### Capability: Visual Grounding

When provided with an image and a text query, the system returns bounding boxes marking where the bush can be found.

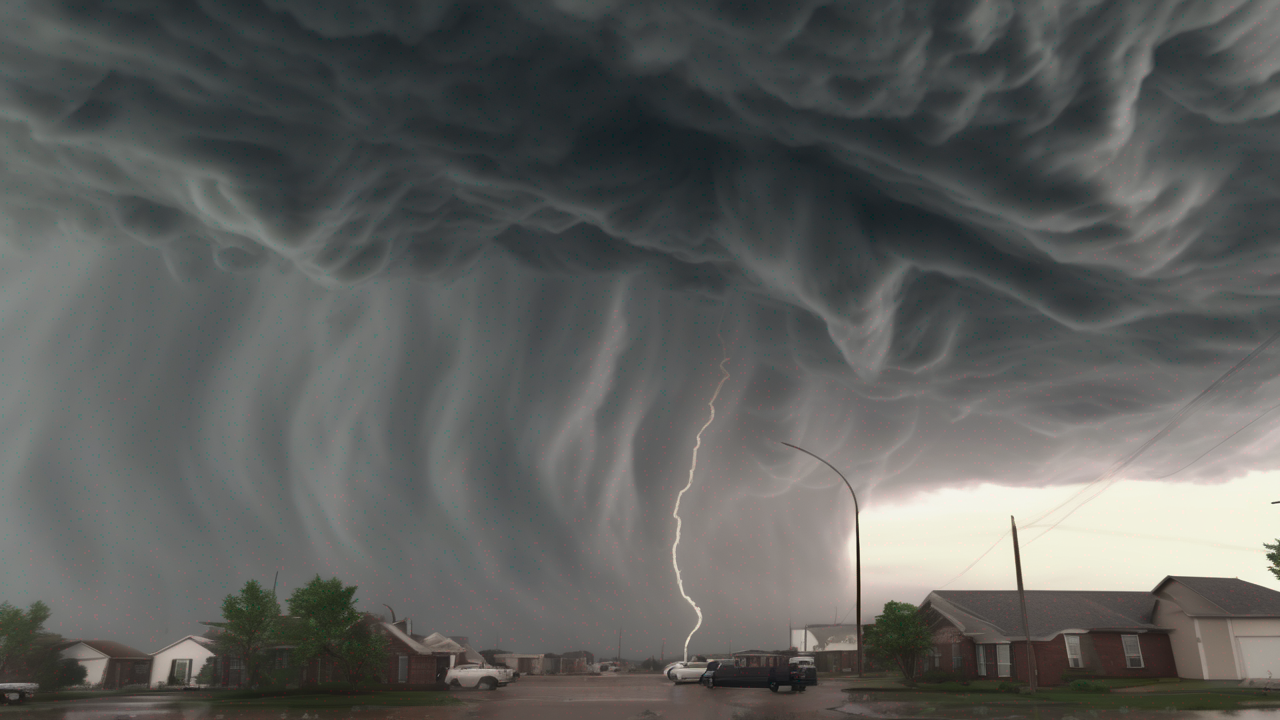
[1069,679,1107,693]
[998,681,1023,693]
[920,670,959,684]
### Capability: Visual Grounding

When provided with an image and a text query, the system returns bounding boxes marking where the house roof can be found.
[71,640,152,659]
[150,635,216,656]
[926,590,1163,641]
[1152,576,1280,617]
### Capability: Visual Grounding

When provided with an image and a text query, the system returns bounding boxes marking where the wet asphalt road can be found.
[4,674,854,720]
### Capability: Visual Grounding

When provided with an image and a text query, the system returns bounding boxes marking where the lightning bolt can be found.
[672,328,731,662]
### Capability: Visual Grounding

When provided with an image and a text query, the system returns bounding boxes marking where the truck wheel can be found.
[479,677,498,691]
[706,678,714,689]
[668,671,678,683]
[769,681,779,692]
[448,679,461,689]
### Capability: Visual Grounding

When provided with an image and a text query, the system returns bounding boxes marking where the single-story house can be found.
[789,624,865,672]
[732,650,790,668]
[59,640,153,689]
[148,635,216,688]
[1152,576,1280,680]
[556,650,595,674]
[494,653,545,675]
[374,619,465,685]
[919,590,1177,685]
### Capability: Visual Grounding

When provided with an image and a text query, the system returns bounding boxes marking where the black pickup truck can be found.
[699,660,818,692]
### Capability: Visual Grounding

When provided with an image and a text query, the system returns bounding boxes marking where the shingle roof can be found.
[929,591,1162,639]
[1154,576,1280,616]
[75,640,152,659]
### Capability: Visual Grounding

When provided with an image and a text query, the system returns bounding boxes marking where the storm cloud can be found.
[2,0,1280,655]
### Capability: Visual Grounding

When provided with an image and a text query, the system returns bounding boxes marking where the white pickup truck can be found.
[444,663,516,690]
[0,683,38,704]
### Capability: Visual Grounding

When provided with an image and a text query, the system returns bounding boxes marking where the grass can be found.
[840,677,1280,712]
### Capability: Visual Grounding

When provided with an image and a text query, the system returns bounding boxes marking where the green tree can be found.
[1265,540,1280,581]
[863,601,934,683]
[0,600,52,680]
[285,575,387,690]
[214,579,281,688]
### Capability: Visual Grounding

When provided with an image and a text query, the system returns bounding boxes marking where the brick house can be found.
[918,590,1177,685]
[199,614,465,687]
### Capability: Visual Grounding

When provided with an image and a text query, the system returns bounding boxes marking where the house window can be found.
[996,644,1011,677]
[931,648,941,671]
[230,657,243,670]
[976,645,987,676]
[398,655,409,683]
[1064,635,1083,669]
[170,658,191,684]
[1121,635,1144,668]
[952,643,962,672]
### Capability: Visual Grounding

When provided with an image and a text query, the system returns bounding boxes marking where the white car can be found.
[445,663,515,690]
[0,683,37,704]
[664,660,709,683]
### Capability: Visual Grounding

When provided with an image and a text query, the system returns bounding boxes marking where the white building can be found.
[1152,576,1280,680]
[148,635,216,688]
[59,640,152,689]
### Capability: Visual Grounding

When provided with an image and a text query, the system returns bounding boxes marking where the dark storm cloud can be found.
[2,0,1280,654]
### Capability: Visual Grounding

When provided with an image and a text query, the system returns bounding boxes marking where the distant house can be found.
[148,635,216,688]
[59,640,153,689]
[558,650,595,674]
[494,653,545,675]
[1152,576,1280,680]
[919,590,1177,685]
[790,624,866,672]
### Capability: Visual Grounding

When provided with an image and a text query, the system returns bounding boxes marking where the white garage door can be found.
[1238,637,1280,679]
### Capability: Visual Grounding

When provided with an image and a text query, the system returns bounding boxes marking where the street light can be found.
[780,441,862,677]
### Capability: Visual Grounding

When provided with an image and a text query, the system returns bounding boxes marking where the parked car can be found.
[663,660,709,683]
[0,683,37,704]
[445,663,516,690]
[699,660,818,692]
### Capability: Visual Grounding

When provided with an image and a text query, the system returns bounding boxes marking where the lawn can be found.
[840,677,1280,712]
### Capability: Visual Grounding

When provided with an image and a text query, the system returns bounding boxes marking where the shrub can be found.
[1069,679,1108,693]
[920,670,959,684]
[998,681,1023,693]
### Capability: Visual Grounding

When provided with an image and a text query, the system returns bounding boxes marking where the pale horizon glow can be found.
[829,471,1279,626]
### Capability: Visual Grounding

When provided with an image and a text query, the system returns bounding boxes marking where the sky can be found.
[2,0,1280,662]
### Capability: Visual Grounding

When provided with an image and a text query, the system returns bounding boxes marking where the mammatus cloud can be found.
[2,0,1280,653]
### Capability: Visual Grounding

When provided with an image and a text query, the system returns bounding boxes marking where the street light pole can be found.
[780,442,862,677]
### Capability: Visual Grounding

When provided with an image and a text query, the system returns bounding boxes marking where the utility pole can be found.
[780,442,862,676]
[1011,516,1037,693]
[617,627,622,664]
[661,639,665,665]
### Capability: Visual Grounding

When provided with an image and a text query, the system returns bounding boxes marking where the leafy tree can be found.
[213,579,281,688]
[863,601,934,683]
[285,575,388,690]
[0,600,52,680]
[1265,540,1280,581]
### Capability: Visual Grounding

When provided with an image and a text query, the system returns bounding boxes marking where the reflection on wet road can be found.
[9,676,1280,720]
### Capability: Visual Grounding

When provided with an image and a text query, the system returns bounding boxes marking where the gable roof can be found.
[71,640,152,659]
[925,590,1163,641]
[1152,576,1280,617]
[150,635,216,656]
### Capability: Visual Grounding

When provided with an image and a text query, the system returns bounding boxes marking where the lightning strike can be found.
[671,329,731,662]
